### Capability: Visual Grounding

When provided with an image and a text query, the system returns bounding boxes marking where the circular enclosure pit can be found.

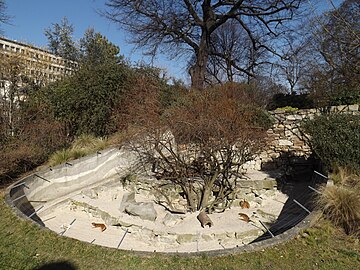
[6,147,316,254]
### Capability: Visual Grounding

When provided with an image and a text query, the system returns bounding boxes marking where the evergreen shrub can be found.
[303,114,360,173]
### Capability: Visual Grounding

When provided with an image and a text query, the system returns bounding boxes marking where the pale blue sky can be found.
[2,0,188,81]
[1,0,342,83]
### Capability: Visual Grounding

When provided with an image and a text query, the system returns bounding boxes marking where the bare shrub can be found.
[0,143,43,176]
[124,84,271,213]
[114,73,164,132]
[0,105,67,185]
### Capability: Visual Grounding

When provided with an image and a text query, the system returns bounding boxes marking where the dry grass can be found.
[71,134,107,151]
[330,166,360,187]
[47,134,108,167]
[317,167,360,237]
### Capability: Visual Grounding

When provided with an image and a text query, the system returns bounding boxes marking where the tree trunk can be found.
[189,35,209,89]
[200,173,219,210]
[200,184,212,210]
[8,85,15,137]
[183,183,198,212]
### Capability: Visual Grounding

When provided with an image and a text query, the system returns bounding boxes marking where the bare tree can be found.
[302,0,360,105]
[274,33,308,94]
[0,49,53,137]
[0,53,26,136]
[104,0,304,89]
[205,20,269,84]
[122,81,270,213]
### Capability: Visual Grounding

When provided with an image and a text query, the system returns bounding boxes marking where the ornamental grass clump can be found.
[317,168,360,237]
[47,134,107,166]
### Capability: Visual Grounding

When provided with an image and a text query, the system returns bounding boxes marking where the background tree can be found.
[43,30,130,137]
[303,0,360,106]
[79,28,123,65]
[0,48,56,137]
[274,34,308,94]
[105,0,304,88]
[0,53,26,136]
[203,20,269,85]
[44,17,79,61]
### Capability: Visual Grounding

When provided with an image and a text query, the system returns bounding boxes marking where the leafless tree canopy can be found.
[205,20,270,84]
[121,81,271,213]
[105,0,304,88]
[302,0,360,105]
[273,33,308,94]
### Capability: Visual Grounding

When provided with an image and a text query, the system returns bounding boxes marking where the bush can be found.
[43,61,131,137]
[0,104,68,185]
[303,114,360,173]
[0,139,63,186]
[267,93,314,110]
[329,90,360,106]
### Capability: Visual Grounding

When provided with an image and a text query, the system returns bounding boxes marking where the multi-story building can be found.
[0,36,78,97]
[0,37,79,136]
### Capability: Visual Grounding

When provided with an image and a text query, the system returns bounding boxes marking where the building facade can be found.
[0,37,78,97]
[0,37,78,136]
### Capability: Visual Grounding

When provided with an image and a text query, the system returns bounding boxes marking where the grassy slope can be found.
[0,191,359,270]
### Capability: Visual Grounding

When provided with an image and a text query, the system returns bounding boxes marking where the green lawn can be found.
[0,191,359,270]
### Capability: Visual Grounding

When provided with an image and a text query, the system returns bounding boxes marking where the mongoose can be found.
[238,213,250,223]
[239,199,250,209]
[91,222,107,232]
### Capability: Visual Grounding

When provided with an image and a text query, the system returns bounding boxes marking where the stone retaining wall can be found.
[243,104,360,171]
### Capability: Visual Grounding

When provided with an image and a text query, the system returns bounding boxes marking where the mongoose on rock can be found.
[238,213,250,223]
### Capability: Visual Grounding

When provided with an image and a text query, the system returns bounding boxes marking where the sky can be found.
[1,0,342,83]
[1,0,188,81]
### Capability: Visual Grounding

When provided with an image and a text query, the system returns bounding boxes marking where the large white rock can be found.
[125,202,157,221]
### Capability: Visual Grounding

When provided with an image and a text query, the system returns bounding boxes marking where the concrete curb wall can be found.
[6,147,137,218]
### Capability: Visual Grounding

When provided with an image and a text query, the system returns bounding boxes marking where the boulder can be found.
[119,192,136,212]
[238,179,277,190]
[125,202,157,221]
[278,139,293,146]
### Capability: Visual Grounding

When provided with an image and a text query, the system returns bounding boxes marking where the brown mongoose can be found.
[91,222,107,232]
[239,199,250,209]
[238,213,250,223]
